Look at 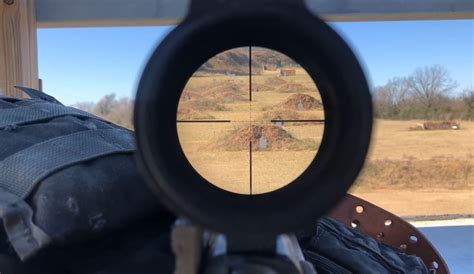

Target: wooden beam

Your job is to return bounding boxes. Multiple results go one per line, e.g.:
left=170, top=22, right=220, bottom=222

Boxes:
left=0, top=0, right=38, bottom=97
left=35, top=0, right=474, bottom=28
left=36, top=0, right=186, bottom=28
left=307, top=0, right=474, bottom=22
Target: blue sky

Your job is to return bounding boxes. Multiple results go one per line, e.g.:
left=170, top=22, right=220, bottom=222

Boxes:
left=37, top=20, right=473, bottom=105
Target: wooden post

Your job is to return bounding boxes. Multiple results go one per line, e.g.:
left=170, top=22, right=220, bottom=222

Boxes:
left=0, top=0, right=38, bottom=97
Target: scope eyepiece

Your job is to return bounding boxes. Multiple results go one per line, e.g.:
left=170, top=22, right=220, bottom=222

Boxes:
left=134, top=0, right=373, bottom=238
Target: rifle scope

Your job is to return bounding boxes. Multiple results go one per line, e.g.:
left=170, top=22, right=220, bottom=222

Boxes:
left=134, top=0, right=373, bottom=240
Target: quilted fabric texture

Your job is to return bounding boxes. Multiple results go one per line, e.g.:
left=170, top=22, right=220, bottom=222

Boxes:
left=0, top=92, right=168, bottom=261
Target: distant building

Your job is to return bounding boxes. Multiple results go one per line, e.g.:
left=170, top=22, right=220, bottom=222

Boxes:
left=280, top=69, right=296, bottom=77
left=263, top=64, right=277, bottom=71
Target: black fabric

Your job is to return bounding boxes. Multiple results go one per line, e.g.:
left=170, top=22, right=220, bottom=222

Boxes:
left=0, top=102, right=102, bottom=129
left=0, top=91, right=167, bottom=261
left=298, top=217, right=430, bottom=274
left=0, top=188, right=52, bottom=260
left=15, top=86, right=63, bottom=105
left=303, top=250, right=351, bottom=274
left=1, top=128, right=134, bottom=198
left=0, top=216, right=175, bottom=274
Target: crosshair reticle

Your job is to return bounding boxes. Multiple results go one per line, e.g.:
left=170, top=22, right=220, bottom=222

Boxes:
left=177, top=47, right=325, bottom=194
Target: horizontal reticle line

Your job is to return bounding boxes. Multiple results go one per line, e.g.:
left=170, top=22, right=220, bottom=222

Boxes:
left=270, top=119, right=325, bottom=123
left=177, top=119, right=325, bottom=123
left=176, top=120, right=232, bottom=123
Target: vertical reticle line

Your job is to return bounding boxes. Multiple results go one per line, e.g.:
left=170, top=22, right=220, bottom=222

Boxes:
left=249, top=46, right=253, bottom=195
left=249, top=46, right=252, bottom=102
left=249, top=141, right=253, bottom=195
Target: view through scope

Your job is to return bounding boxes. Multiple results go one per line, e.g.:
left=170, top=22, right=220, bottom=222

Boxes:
left=177, top=47, right=325, bottom=195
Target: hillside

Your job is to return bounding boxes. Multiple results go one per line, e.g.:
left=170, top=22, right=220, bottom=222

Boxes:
left=197, top=47, right=298, bottom=75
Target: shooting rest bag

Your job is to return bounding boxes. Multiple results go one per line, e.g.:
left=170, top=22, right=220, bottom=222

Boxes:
left=0, top=88, right=162, bottom=261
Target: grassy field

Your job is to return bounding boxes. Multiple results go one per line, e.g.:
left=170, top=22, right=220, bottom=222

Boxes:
left=351, top=119, right=474, bottom=218
left=178, top=67, right=324, bottom=194
left=176, top=53, right=473, bottom=218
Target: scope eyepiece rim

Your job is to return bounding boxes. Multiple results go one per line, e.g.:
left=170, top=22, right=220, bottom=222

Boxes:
left=134, top=6, right=373, bottom=237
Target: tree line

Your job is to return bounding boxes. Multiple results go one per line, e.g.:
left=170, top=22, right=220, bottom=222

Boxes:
left=73, top=94, right=134, bottom=129
left=72, top=65, right=473, bottom=129
left=373, top=65, right=473, bottom=120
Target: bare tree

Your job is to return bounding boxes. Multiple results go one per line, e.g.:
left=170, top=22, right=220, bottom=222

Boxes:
left=374, top=77, right=410, bottom=118
left=72, top=101, right=95, bottom=113
left=407, top=65, right=457, bottom=115
left=73, top=93, right=134, bottom=129
left=460, top=88, right=474, bottom=120
left=105, top=97, right=134, bottom=129
left=94, top=93, right=118, bottom=116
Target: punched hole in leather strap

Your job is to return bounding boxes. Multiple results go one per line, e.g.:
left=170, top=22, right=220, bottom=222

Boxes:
left=328, top=194, right=449, bottom=274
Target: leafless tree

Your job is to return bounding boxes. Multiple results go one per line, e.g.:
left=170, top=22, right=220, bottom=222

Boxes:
left=406, top=65, right=457, bottom=114
left=95, top=93, right=118, bottom=116
left=73, top=93, right=134, bottom=129
left=72, top=101, right=95, bottom=113
left=374, top=77, right=410, bottom=117
left=460, top=88, right=474, bottom=120
left=104, top=97, right=134, bottom=129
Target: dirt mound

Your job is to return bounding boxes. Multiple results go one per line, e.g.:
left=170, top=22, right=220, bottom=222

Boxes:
left=204, top=82, right=246, bottom=103
left=409, top=121, right=461, bottom=131
left=280, top=94, right=322, bottom=110
left=265, top=76, right=287, bottom=86
left=210, top=125, right=315, bottom=151
left=251, top=48, right=298, bottom=68
left=276, top=83, right=311, bottom=93
left=198, top=48, right=251, bottom=75
left=196, top=48, right=298, bottom=76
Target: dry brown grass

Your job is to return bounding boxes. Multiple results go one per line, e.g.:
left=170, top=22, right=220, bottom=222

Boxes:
left=355, top=158, right=473, bottom=189
left=349, top=119, right=474, bottom=217
left=176, top=65, right=474, bottom=216
left=353, top=190, right=473, bottom=217
left=366, top=120, right=474, bottom=161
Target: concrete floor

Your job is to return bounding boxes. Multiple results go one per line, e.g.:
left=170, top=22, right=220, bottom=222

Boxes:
left=419, top=224, right=474, bottom=274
